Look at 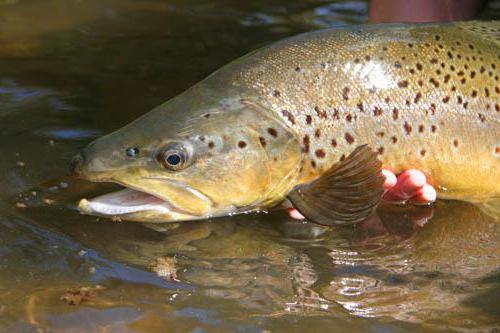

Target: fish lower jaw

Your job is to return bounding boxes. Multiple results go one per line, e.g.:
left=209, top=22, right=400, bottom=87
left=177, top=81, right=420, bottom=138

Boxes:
left=77, top=188, right=200, bottom=223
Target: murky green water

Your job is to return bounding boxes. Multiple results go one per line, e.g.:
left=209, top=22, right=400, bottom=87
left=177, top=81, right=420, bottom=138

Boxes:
left=1, top=1, right=499, bottom=332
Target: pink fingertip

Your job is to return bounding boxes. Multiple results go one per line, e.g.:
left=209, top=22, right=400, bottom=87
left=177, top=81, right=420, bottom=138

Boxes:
left=382, top=169, right=397, bottom=190
left=414, top=184, right=437, bottom=203
left=400, top=170, right=427, bottom=197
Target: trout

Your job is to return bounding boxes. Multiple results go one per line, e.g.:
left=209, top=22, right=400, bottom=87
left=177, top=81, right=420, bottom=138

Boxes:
left=72, top=21, right=500, bottom=224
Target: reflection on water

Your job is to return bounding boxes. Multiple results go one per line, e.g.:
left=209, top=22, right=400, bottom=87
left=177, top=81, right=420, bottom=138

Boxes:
left=0, top=0, right=499, bottom=332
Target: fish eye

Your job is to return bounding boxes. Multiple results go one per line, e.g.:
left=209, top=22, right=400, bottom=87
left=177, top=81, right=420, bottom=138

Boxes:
left=158, top=143, right=190, bottom=171
left=126, top=147, right=139, bottom=157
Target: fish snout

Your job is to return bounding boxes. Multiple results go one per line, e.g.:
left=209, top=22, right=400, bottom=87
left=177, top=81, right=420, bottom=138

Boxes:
left=70, top=151, right=86, bottom=176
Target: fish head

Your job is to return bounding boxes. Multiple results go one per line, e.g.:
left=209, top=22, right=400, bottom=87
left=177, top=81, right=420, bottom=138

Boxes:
left=72, top=96, right=302, bottom=222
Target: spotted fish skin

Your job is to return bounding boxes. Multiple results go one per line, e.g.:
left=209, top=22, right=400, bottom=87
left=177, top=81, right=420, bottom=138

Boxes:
left=217, top=21, right=500, bottom=201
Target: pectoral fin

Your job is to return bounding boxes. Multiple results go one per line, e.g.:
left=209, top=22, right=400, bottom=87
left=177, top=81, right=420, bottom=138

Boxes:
left=288, top=145, right=384, bottom=226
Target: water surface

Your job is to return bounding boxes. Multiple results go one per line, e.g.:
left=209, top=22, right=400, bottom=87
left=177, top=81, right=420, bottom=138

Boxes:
left=0, top=1, right=499, bottom=332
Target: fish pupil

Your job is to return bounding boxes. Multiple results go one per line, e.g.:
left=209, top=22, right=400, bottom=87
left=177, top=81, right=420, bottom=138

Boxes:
left=166, top=153, right=181, bottom=165
left=126, top=147, right=139, bottom=157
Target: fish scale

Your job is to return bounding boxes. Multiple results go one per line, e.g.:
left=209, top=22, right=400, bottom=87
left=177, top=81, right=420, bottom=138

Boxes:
left=225, top=21, right=500, bottom=200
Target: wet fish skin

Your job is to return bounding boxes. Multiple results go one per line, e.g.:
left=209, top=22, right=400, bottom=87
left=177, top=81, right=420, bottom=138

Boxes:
left=74, top=21, right=500, bottom=223
left=232, top=21, right=500, bottom=201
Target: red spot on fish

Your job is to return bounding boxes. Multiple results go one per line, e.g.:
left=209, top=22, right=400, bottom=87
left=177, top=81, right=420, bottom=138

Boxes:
left=344, top=132, right=354, bottom=144
left=373, top=107, right=382, bottom=116
left=315, top=149, right=326, bottom=158
left=314, top=106, right=327, bottom=119
left=404, top=122, right=412, bottom=135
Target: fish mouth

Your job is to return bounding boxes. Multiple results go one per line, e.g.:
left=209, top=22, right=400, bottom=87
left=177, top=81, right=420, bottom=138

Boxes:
left=77, top=178, right=214, bottom=223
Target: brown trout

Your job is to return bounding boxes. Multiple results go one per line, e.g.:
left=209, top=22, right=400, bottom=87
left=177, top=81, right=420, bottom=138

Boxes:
left=72, top=21, right=500, bottom=224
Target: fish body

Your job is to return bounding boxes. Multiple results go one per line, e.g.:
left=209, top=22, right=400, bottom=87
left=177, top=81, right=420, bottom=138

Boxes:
left=73, top=21, right=500, bottom=223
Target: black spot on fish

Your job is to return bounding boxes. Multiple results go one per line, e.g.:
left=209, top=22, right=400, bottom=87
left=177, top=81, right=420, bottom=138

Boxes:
left=305, top=114, right=312, bottom=125
left=267, top=128, right=278, bottom=138
left=357, top=102, right=364, bottom=112
left=331, top=139, right=337, bottom=147
left=332, top=109, right=340, bottom=120
left=392, top=108, right=399, bottom=121
left=377, top=147, right=384, bottom=155
left=453, top=139, right=459, bottom=147
left=414, top=92, right=422, bottom=104
left=373, top=107, right=382, bottom=116
left=342, top=87, right=350, bottom=101
left=281, top=110, right=296, bottom=125
left=478, top=113, right=486, bottom=122
left=391, top=136, right=397, bottom=144
left=238, top=141, right=247, bottom=148
left=398, top=80, right=409, bottom=88
left=315, top=129, right=321, bottom=138
left=273, top=90, right=281, bottom=97
left=314, top=106, right=327, bottom=119
left=259, top=136, right=266, bottom=147
left=303, top=135, right=310, bottom=153
left=208, top=141, right=215, bottom=149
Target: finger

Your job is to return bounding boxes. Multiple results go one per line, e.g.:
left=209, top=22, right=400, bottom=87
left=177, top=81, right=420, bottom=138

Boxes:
left=387, top=169, right=427, bottom=200
left=412, top=184, right=437, bottom=204
left=382, top=169, right=397, bottom=191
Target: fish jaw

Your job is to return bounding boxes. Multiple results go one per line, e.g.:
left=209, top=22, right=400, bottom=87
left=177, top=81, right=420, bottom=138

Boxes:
left=75, top=167, right=224, bottom=222
left=77, top=188, right=212, bottom=223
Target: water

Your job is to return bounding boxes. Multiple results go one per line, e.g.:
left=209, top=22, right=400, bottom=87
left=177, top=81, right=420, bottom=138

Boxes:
left=0, top=1, right=499, bottom=332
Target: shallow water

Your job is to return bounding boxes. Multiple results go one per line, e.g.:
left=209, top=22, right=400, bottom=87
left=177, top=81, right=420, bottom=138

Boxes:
left=0, top=0, right=499, bottom=332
